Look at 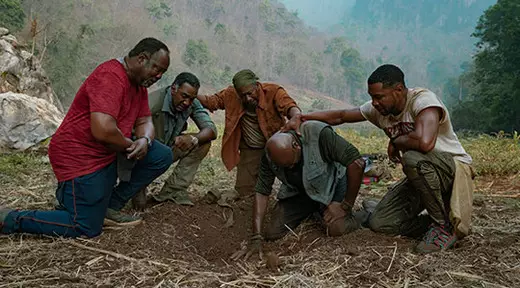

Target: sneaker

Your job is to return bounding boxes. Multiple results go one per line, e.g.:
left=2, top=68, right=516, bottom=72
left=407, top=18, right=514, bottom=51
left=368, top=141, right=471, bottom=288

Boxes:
left=173, top=194, right=194, bottom=206
left=153, top=191, right=194, bottom=206
left=104, top=208, right=143, bottom=227
left=415, top=224, right=457, bottom=254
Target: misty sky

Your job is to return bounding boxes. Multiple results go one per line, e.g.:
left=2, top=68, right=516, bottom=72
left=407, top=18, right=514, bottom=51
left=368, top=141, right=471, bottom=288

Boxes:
left=280, top=0, right=355, bottom=29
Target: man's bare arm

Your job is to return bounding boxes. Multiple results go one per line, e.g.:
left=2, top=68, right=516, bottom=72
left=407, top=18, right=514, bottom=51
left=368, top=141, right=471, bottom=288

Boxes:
left=134, top=116, right=155, bottom=140
left=287, top=106, right=302, bottom=120
left=303, top=108, right=366, bottom=125
left=282, top=108, right=366, bottom=134
left=393, top=107, right=442, bottom=153
left=91, top=112, right=133, bottom=151
left=252, top=193, right=269, bottom=235
left=194, top=127, right=217, bottom=144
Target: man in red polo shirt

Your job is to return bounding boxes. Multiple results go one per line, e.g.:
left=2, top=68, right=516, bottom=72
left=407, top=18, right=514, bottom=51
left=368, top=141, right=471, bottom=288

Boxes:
left=0, top=38, right=173, bottom=238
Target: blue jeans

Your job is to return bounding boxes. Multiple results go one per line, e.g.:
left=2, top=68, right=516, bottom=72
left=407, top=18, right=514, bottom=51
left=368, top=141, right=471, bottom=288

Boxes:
left=1, top=141, right=173, bottom=238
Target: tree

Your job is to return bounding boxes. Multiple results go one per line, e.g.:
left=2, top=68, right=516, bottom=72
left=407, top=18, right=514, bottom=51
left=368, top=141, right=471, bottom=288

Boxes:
left=470, top=0, right=520, bottom=132
left=182, top=39, right=211, bottom=67
left=0, top=0, right=25, bottom=32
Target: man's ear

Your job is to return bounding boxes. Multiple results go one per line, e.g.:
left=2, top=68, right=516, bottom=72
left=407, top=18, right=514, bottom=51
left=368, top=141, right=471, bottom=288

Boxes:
left=137, top=52, right=149, bottom=65
left=394, top=82, right=405, bottom=93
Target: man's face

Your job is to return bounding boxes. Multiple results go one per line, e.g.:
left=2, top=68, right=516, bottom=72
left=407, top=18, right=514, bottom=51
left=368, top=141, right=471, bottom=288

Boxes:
left=137, top=49, right=170, bottom=88
left=171, top=82, right=198, bottom=112
left=367, top=82, right=404, bottom=116
left=236, top=83, right=259, bottom=110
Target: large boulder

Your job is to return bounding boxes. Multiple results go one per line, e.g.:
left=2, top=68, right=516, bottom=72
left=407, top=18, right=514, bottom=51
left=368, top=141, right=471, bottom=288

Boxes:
left=0, top=92, right=63, bottom=151
left=0, top=28, right=62, bottom=110
left=0, top=27, right=64, bottom=151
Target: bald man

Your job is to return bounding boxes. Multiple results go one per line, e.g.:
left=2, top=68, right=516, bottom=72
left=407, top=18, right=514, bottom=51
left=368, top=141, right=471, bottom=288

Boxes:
left=231, top=120, right=365, bottom=260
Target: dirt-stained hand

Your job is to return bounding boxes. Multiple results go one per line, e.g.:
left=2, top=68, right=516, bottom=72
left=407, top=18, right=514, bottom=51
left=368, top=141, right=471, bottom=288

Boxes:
left=280, top=114, right=303, bottom=135
left=230, top=234, right=263, bottom=261
left=126, top=138, right=148, bottom=160
left=323, top=201, right=347, bottom=225
left=174, top=135, right=196, bottom=152
left=387, top=140, right=401, bottom=163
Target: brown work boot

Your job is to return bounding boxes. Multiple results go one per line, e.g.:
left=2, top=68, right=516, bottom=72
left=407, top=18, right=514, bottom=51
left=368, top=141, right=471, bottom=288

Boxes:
left=131, top=187, right=147, bottom=211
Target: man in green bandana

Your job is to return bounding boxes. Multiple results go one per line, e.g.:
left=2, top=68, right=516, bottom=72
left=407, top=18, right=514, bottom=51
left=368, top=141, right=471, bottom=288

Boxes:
left=197, top=69, right=301, bottom=200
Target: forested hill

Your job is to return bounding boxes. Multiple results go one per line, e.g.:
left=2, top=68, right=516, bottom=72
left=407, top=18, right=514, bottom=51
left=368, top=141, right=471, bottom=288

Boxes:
left=13, top=0, right=370, bottom=107
left=337, top=0, right=496, bottom=92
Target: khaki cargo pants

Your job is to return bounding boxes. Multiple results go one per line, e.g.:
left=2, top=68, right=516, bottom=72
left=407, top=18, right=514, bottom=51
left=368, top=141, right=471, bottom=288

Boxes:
left=234, top=141, right=264, bottom=197
left=368, top=150, right=456, bottom=238
left=152, top=142, right=211, bottom=202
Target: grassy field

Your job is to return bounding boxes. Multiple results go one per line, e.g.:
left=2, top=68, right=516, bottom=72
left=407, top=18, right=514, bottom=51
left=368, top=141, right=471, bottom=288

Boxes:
left=0, top=127, right=519, bottom=287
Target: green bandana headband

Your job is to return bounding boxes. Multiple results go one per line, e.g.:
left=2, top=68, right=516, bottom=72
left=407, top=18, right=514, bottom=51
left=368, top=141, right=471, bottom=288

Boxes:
left=232, top=69, right=259, bottom=89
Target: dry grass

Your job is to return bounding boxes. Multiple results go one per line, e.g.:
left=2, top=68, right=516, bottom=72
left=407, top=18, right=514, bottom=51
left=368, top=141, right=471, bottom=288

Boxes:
left=1, top=128, right=519, bottom=287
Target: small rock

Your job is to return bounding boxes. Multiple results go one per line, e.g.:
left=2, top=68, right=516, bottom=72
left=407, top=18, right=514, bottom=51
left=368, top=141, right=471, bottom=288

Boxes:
left=1, top=34, right=18, bottom=45
left=0, top=27, right=9, bottom=37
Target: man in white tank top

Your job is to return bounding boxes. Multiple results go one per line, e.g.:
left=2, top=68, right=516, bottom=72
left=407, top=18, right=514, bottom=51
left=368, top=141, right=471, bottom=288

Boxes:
left=282, top=64, right=475, bottom=254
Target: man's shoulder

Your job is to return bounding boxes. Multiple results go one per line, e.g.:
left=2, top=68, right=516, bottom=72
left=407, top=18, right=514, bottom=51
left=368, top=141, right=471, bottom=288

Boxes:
left=92, top=59, right=125, bottom=76
left=300, top=120, right=329, bottom=139
left=260, top=82, right=283, bottom=92
left=148, top=86, right=168, bottom=113
left=409, top=87, right=440, bottom=102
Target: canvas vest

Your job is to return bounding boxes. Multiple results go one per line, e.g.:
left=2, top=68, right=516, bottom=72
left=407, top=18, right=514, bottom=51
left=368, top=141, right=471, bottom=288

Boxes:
left=269, top=120, right=346, bottom=205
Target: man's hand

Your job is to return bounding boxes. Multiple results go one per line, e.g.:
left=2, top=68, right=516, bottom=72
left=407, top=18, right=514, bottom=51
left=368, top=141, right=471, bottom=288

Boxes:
left=127, top=138, right=148, bottom=160
left=323, top=201, right=347, bottom=225
left=174, top=135, right=197, bottom=151
left=230, top=234, right=263, bottom=261
left=281, top=113, right=303, bottom=135
left=387, top=140, right=401, bottom=163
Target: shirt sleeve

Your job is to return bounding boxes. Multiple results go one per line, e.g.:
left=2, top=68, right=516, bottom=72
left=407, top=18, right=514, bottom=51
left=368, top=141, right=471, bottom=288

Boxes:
left=412, top=90, right=447, bottom=124
left=254, top=154, right=277, bottom=196
left=359, top=101, right=381, bottom=128
left=190, top=99, right=218, bottom=137
left=197, top=87, right=229, bottom=112
left=137, top=88, right=151, bottom=118
left=86, top=71, right=125, bottom=119
left=318, top=127, right=361, bottom=167
left=273, top=87, right=299, bottom=117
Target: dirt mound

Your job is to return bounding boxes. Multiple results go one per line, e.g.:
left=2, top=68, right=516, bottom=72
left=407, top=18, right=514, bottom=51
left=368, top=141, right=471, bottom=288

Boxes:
left=99, top=197, right=414, bottom=268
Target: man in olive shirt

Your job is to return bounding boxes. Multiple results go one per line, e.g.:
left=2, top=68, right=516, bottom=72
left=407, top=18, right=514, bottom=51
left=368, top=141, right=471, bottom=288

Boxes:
left=231, top=120, right=366, bottom=260
left=132, top=72, right=217, bottom=207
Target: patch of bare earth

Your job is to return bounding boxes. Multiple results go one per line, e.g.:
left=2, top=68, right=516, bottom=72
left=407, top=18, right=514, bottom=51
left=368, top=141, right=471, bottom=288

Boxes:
left=1, top=151, right=519, bottom=287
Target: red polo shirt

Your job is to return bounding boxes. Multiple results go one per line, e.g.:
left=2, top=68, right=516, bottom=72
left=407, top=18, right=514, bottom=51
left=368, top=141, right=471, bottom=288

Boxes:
left=48, top=59, right=151, bottom=182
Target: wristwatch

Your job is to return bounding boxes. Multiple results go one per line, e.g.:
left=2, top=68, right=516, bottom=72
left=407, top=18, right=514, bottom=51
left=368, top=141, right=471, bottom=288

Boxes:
left=190, top=135, right=199, bottom=146
left=140, top=136, right=152, bottom=147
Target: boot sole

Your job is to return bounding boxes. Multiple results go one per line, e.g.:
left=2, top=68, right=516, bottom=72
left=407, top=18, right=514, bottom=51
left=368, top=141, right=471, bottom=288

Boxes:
left=103, top=218, right=143, bottom=227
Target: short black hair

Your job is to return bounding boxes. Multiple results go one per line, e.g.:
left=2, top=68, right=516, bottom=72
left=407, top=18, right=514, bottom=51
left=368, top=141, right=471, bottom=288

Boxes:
left=172, top=72, right=200, bottom=89
left=128, top=37, right=169, bottom=57
left=367, top=64, right=406, bottom=88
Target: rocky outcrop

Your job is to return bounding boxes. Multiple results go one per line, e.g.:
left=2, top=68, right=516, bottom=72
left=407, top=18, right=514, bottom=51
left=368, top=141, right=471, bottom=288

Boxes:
left=0, top=27, right=64, bottom=151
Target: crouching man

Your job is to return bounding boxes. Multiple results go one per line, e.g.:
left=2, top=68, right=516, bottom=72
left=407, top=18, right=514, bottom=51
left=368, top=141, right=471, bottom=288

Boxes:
left=132, top=72, right=217, bottom=208
left=231, top=120, right=365, bottom=260
left=0, top=38, right=173, bottom=238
